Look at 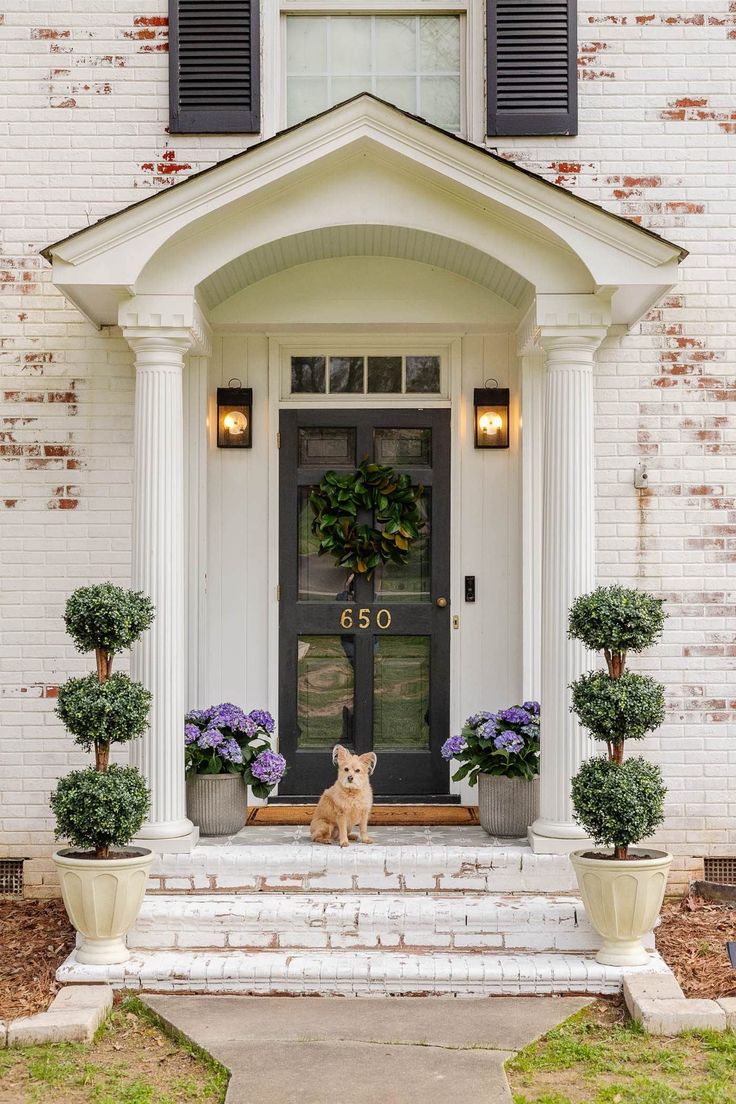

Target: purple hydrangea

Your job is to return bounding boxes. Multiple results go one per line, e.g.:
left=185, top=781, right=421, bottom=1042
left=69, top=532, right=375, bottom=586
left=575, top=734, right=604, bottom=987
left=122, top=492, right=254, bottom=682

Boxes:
left=184, top=723, right=200, bottom=745
left=185, top=709, right=208, bottom=724
left=477, top=719, right=498, bottom=742
left=251, top=750, right=286, bottom=785
left=197, top=726, right=225, bottom=750
left=205, top=702, right=252, bottom=734
left=497, top=706, right=531, bottom=726
left=494, top=729, right=525, bottom=754
left=441, top=734, right=467, bottom=760
left=220, top=738, right=244, bottom=764
left=249, top=709, right=275, bottom=733
left=522, top=701, right=541, bottom=716
left=467, top=711, right=494, bottom=728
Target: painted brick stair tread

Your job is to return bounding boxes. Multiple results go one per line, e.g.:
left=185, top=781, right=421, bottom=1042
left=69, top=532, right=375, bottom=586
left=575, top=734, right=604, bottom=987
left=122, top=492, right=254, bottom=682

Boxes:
left=57, top=949, right=670, bottom=996
left=149, top=843, right=579, bottom=894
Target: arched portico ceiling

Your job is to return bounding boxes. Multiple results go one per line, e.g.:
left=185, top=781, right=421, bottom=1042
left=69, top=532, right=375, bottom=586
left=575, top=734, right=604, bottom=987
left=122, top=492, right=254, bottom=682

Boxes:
left=41, top=94, right=686, bottom=329
left=198, top=225, right=531, bottom=313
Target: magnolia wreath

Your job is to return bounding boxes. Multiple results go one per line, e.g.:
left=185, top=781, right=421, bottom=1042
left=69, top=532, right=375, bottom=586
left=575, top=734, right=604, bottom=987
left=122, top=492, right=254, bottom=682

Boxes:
left=309, top=459, right=424, bottom=578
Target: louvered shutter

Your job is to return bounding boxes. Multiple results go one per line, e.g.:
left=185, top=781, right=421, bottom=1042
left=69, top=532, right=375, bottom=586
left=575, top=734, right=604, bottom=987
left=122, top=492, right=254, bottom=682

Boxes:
left=487, top=0, right=577, bottom=136
left=169, top=0, right=260, bottom=134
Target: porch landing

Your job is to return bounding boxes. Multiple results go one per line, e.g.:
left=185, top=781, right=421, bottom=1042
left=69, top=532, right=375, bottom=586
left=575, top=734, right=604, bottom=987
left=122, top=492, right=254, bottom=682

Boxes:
left=57, top=829, right=669, bottom=996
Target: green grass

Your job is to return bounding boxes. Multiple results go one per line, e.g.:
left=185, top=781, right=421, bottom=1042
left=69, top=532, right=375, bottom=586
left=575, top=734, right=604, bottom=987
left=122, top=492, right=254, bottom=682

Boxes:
left=0, top=996, right=228, bottom=1104
left=507, top=1002, right=736, bottom=1104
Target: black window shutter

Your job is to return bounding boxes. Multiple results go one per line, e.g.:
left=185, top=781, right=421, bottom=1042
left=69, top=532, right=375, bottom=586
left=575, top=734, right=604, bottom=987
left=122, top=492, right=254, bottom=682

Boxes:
left=487, top=0, right=577, bottom=137
left=169, top=0, right=260, bottom=134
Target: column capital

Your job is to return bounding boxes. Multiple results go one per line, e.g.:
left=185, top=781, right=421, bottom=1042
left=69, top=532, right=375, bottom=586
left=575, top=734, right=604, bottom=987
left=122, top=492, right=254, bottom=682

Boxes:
left=538, top=327, right=609, bottom=362
left=119, top=294, right=212, bottom=356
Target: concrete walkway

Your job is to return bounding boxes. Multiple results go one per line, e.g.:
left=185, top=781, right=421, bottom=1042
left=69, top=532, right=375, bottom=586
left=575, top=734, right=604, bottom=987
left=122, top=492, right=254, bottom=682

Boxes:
left=144, top=994, right=590, bottom=1103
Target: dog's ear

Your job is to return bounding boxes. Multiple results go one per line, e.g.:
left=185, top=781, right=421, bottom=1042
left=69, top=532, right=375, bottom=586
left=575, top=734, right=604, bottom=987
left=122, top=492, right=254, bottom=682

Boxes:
left=332, top=744, right=349, bottom=766
left=360, top=752, right=377, bottom=776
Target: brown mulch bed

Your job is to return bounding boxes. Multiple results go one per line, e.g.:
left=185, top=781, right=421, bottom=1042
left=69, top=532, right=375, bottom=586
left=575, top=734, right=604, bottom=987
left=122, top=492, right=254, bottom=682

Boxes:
left=656, top=895, right=736, bottom=1000
left=0, top=899, right=76, bottom=1020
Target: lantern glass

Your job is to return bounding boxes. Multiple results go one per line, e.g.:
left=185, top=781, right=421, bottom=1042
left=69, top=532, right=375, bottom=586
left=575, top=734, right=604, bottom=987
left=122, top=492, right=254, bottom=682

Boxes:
left=474, top=388, right=509, bottom=449
left=217, top=387, right=252, bottom=448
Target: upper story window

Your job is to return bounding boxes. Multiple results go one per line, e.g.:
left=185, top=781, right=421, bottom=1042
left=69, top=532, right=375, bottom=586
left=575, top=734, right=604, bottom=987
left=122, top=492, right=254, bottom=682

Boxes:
left=285, top=15, right=462, bottom=133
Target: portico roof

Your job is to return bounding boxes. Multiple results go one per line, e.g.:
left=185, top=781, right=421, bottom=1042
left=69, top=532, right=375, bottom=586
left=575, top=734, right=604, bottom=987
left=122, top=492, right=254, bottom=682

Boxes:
left=41, top=94, right=686, bottom=330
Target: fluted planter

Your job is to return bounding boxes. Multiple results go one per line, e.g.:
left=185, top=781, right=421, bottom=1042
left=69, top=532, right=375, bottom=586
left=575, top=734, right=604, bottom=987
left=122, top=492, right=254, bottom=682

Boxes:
left=570, top=848, right=672, bottom=966
left=186, top=773, right=248, bottom=837
left=53, top=847, right=153, bottom=965
left=477, top=773, right=540, bottom=838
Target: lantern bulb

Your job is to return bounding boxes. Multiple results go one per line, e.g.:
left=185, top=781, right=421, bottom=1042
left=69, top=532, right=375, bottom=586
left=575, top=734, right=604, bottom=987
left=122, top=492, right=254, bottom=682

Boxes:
left=223, top=410, right=248, bottom=435
left=479, top=411, right=503, bottom=435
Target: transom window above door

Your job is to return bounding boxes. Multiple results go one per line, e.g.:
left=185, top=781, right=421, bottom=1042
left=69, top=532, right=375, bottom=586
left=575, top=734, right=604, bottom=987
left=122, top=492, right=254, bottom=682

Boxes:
left=285, top=15, right=462, bottom=132
left=290, top=354, right=442, bottom=396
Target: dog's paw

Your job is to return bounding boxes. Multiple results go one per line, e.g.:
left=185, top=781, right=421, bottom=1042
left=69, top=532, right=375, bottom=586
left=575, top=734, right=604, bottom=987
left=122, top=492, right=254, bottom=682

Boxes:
left=348, top=832, right=359, bottom=841
left=339, top=840, right=349, bottom=848
left=361, top=836, right=374, bottom=845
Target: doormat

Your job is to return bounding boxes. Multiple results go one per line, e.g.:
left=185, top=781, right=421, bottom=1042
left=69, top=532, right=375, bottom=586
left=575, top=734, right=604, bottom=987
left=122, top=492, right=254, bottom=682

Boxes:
left=247, top=805, right=480, bottom=826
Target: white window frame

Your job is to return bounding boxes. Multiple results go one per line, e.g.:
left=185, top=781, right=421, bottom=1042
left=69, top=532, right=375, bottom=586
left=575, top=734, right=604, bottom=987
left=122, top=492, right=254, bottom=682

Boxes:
left=262, top=0, right=485, bottom=144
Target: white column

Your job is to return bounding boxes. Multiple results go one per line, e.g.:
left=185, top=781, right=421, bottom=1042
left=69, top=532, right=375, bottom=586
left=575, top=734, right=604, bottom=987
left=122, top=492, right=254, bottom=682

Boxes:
left=520, top=350, right=545, bottom=702
left=124, top=328, right=198, bottom=850
left=529, top=329, right=606, bottom=852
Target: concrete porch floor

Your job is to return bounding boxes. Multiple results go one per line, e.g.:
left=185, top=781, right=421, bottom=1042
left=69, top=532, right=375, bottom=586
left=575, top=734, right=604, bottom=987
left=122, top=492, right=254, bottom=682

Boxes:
left=197, top=824, right=529, bottom=847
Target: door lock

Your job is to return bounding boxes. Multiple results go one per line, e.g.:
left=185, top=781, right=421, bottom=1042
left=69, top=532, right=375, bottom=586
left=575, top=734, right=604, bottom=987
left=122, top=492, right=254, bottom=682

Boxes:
left=436, top=597, right=448, bottom=608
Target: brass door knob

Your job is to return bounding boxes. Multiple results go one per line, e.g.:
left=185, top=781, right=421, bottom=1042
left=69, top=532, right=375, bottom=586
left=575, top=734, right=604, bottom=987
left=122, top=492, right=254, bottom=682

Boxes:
left=436, top=597, right=448, bottom=608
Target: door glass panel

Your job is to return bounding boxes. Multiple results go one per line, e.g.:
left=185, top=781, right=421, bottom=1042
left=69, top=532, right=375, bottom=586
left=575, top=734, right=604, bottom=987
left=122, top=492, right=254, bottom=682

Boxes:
left=329, top=356, right=364, bottom=394
left=375, top=490, right=431, bottom=603
left=405, top=355, right=441, bottom=393
left=367, top=356, right=402, bottom=393
left=291, top=356, right=326, bottom=393
left=297, top=635, right=355, bottom=747
left=374, top=427, right=432, bottom=467
left=298, top=427, right=356, bottom=468
left=373, top=636, right=430, bottom=749
left=298, top=487, right=354, bottom=601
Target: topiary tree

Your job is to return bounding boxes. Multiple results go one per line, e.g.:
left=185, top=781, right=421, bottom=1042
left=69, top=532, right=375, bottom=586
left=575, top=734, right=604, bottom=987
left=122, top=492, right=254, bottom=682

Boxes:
left=568, top=586, right=667, bottom=860
left=50, top=584, right=154, bottom=859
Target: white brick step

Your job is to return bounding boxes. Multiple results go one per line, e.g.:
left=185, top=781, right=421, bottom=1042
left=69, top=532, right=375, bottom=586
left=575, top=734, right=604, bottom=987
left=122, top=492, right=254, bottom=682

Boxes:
left=128, top=893, right=617, bottom=954
left=57, top=948, right=669, bottom=997
left=149, top=843, right=579, bottom=895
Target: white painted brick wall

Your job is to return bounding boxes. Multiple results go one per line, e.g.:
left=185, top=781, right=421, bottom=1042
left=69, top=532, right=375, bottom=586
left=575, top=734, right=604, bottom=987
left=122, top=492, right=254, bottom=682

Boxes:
left=1, top=1, right=735, bottom=895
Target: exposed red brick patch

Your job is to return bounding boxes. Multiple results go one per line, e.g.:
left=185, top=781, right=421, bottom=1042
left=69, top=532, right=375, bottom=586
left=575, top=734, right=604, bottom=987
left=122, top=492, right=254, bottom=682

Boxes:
left=31, top=28, right=71, bottom=39
left=47, top=484, right=80, bottom=510
left=50, top=98, right=77, bottom=109
left=3, top=499, right=18, bottom=509
left=137, top=150, right=192, bottom=187
left=124, top=16, right=168, bottom=51
left=660, top=97, right=736, bottom=133
left=134, top=16, right=168, bottom=26
left=578, top=40, right=616, bottom=81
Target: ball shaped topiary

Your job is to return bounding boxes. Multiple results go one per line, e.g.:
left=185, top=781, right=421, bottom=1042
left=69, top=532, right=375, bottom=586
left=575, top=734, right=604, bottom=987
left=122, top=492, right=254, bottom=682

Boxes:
left=568, top=585, right=665, bottom=676
left=56, top=672, right=152, bottom=756
left=64, top=583, right=154, bottom=658
left=50, top=764, right=150, bottom=859
left=571, top=670, right=665, bottom=751
left=571, top=755, right=666, bottom=859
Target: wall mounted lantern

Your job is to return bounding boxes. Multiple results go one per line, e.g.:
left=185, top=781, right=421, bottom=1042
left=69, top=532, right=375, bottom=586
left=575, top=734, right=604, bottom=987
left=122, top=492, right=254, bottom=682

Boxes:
left=474, top=380, right=509, bottom=449
left=217, top=380, right=252, bottom=449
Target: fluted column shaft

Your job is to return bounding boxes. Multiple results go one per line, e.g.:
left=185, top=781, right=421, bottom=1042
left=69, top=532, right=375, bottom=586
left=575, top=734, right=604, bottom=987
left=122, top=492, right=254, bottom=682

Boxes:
left=531, top=330, right=606, bottom=841
left=125, top=329, right=194, bottom=841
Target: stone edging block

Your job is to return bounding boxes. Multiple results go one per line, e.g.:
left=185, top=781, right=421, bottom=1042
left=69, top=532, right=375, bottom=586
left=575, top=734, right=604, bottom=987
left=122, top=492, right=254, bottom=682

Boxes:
left=5, top=985, right=113, bottom=1048
left=716, top=998, right=736, bottom=1029
left=624, top=972, right=728, bottom=1035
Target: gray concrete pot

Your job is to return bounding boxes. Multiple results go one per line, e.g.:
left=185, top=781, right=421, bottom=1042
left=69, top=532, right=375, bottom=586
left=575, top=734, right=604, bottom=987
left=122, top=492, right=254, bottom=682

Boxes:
left=186, top=773, right=247, bottom=837
left=477, top=773, right=540, bottom=838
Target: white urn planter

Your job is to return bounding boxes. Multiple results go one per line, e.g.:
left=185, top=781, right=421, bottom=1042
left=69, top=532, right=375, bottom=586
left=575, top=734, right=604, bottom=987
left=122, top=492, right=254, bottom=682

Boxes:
left=570, top=848, right=672, bottom=967
left=53, top=847, right=154, bottom=965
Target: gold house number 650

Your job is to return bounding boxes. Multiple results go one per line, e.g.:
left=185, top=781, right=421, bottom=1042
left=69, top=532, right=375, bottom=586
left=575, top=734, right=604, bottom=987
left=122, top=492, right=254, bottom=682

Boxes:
left=340, top=607, right=392, bottom=630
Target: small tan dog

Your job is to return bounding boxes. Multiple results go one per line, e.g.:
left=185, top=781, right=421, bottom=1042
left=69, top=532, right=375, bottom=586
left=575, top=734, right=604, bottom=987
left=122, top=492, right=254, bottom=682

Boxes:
left=310, top=745, right=377, bottom=847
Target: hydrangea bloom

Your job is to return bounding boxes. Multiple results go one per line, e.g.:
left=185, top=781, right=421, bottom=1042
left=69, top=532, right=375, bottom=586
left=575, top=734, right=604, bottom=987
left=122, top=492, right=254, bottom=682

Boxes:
left=185, top=709, right=208, bottom=724
left=477, top=720, right=498, bottom=742
left=197, top=726, right=225, bottom=750
left=184, top=723, right=199, bottom=745
left=522, top=700, right=541, bottom=716
left=220, top=738, right=244, bottom=764
left=249, top=709, right=275, bottom=733
left=497, top=705, right=531, bottom=726
left=494, top=729, right=525, bottom=754
left=467, top=711, right=494, bottom=728
left=441, top=734, right=467, bottom=760
left=251, top=750, right=286, bottom=785
left=205, top=702, right=251, bottom=733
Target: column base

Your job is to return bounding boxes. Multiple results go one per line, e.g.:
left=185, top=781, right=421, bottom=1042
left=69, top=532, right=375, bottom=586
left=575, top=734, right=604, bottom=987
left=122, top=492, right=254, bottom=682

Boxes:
left=528, top=827, right=592, bottom=855
left=133, top=826, right=200, bottom=854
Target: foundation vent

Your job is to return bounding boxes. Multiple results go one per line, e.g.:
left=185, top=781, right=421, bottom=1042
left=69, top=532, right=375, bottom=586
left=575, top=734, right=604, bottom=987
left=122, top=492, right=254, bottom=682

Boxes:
left=704, top=857, right=736, bottom=885
left=0, top=859, right=24, bottom=897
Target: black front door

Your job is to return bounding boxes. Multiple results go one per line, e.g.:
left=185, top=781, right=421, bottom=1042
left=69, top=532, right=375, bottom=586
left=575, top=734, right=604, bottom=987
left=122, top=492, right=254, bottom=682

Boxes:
left=278, top=409, right=451, bottom=799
